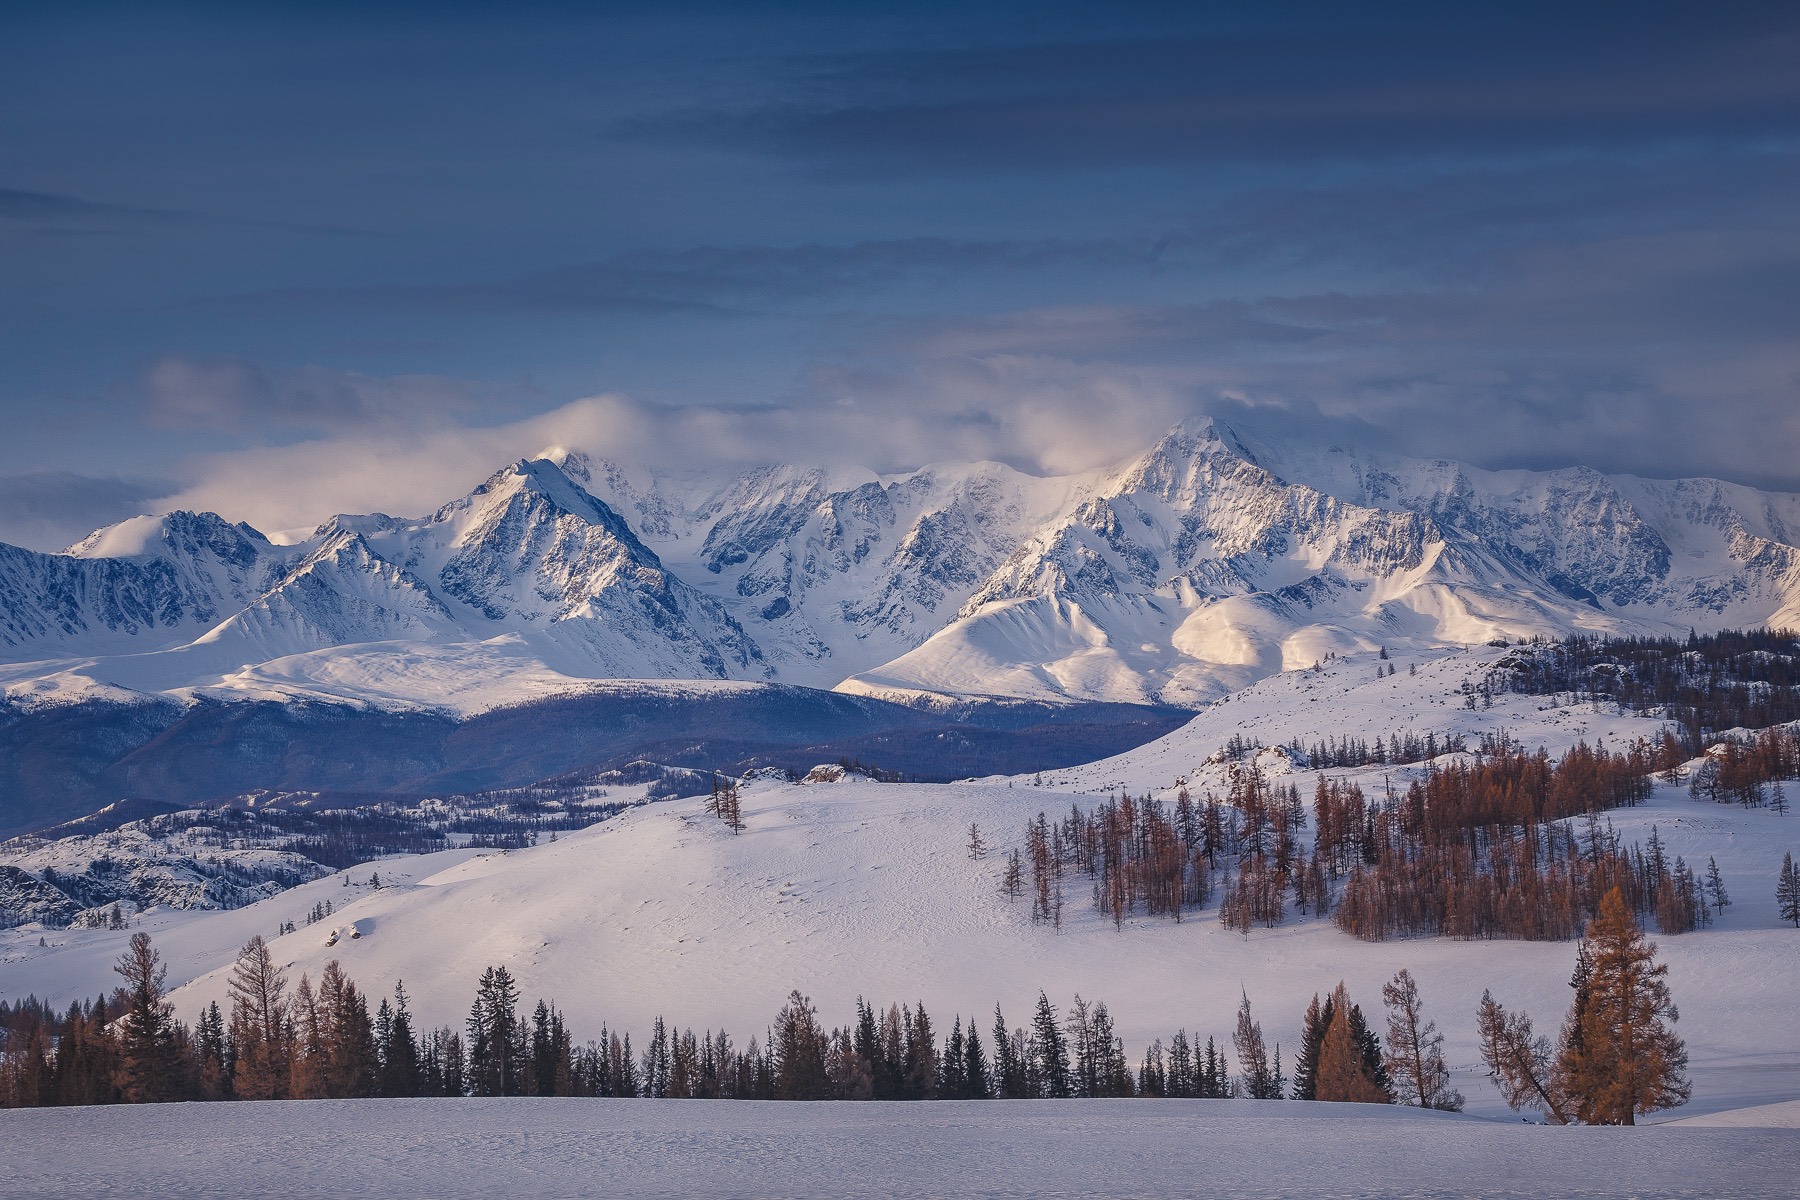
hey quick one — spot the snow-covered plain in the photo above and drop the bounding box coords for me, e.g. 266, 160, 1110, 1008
4, 1098, 1798, 1199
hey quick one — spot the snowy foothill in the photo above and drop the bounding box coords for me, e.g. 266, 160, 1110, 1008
7, 769, 1799, 1122
4, 1097, 1799, 1199
7, 647, 1800, 1111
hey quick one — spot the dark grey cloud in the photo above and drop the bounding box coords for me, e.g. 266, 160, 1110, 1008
619, 5, 1800, 173
205, 235, 1160, 316
0, 472, 177, 552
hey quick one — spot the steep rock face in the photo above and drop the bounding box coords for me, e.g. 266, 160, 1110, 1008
569, 454, 1082, 687
841, 421, 1800, 705
0, 512, 277, 655
359, 458, 766, 680
193, 529, 459, 663
1228, 433, 1800, 630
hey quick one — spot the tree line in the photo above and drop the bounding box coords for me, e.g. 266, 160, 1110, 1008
1486, 629, 1800, 751
1, 888, 1689, 1125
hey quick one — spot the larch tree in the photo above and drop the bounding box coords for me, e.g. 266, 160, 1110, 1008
1476, 990, 1569, 1124
228, 934, 290, 1100
1232, 991, 1279, 1099
1381, 969, 1462, 1111
1555, 886, 1689, 1124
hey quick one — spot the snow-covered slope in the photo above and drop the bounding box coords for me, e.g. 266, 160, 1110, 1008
3, 420, 1798, 712
6, 768, 1793, 1119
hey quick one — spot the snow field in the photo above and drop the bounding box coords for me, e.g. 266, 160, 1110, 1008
3, 1097, 1797, 1199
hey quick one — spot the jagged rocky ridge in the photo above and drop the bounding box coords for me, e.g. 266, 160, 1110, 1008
2, 418, 1797, 713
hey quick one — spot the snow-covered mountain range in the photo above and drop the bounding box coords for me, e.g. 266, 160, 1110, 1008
4, 418, 1798, 713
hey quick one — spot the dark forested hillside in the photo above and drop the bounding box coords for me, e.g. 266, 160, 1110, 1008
0, 688, 1188, 836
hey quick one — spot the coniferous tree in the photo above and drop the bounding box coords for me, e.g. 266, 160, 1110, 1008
228, 934, 290, 1100
466, 965, 523, 1096
319, 960, 378, 1098
113, 933, 184, 1104
772, 990, 831, 1100
290, 974, 327, 1099
1232, 991, 1278, 1099
1381, 969, 1462, 1110
906, 1002, 938, 1100
992, 1006, 1028, 1099
1555, 887, 1690, 1124
1705, 856, 1730, 912
1200, 1035, 1230, 1098
1138, 1039, 1166, 1097
1778, 853, 1800, 927
1291, 992, 1332, 1101
380, 982, 422, 1097
962, 1021, 992, 1099
196, 1001, 231, 1101
1315, 983, 1389, 1104
940, 1017, 967, 1099
1476, 990, 1569, 1123
1029, 993, 1071, 1098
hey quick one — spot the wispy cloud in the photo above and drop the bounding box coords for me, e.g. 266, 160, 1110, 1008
0, 471, 178, 552
0, 186, 371, 236
139, 356, 486, 435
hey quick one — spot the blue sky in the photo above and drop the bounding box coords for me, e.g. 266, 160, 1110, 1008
2, 2, 1797, 546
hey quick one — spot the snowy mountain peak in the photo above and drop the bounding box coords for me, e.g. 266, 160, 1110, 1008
66, 510, 268, 564
4, 423, 1800, 711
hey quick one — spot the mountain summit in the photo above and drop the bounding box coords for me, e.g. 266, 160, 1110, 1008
2, 423, 1796, 712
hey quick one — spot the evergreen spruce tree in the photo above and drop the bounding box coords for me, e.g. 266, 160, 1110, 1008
1705, 856, 1730, 912
196, 1001, 230, 1101
771, 990, 830, 1100
963, 1021, 993, 1099
1291, 992, 1333, 1100
940, 1017, 968, 1099
1778, 853, 1800, 927
992, 1006, 1027, 1099
113, 932, 184, 1103
466, 965, 523, 1096
1029, 992, 1071, 1098
381, 982, 422, 1097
